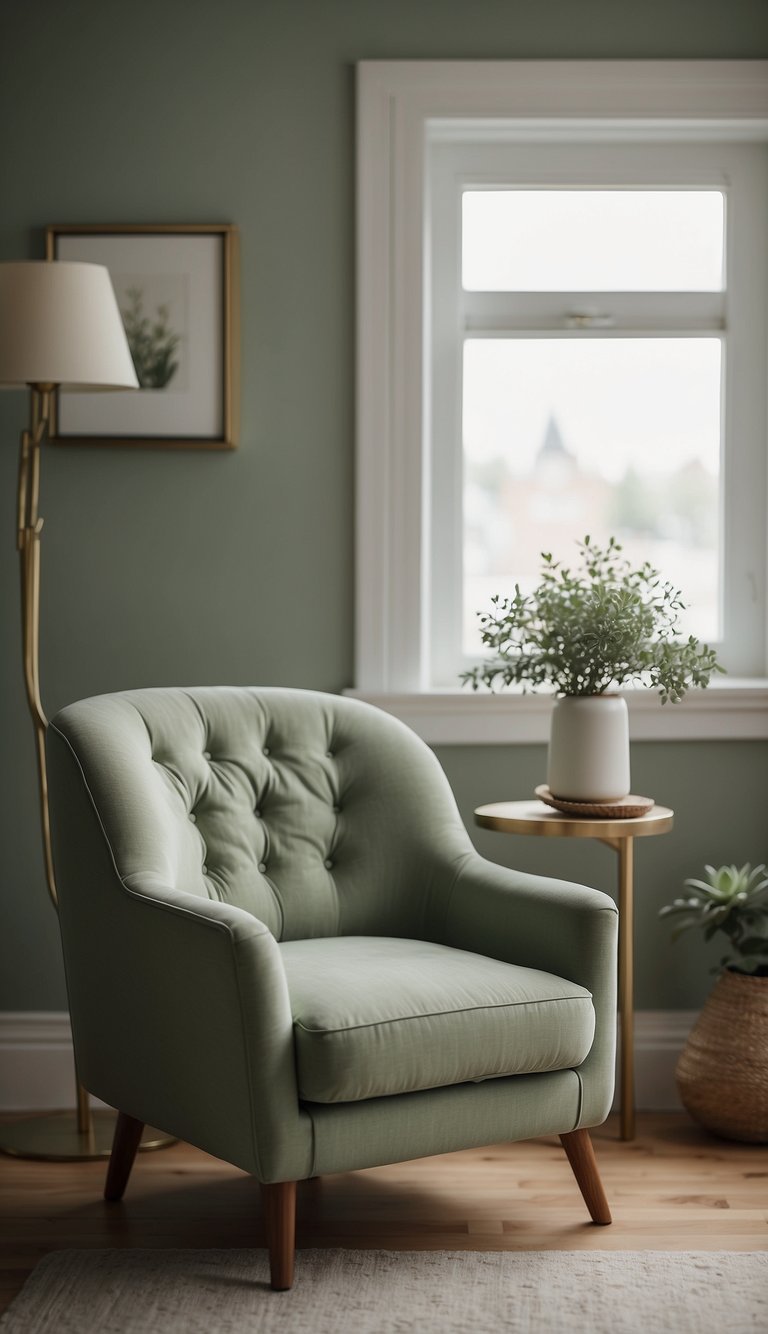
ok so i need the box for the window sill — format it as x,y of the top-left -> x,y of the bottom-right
343,680 -> 768,745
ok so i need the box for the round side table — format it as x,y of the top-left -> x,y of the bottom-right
474,799 -> 674,1141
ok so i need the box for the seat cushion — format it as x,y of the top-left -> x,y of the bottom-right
279,936 -> 595,1103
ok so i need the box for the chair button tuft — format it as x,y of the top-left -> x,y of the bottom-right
203,750 -> 211,760
263,746 -> 270,756
258,862 -> 267,874
324,858 -> 334,870
254,808 -> 262,819
189,813 -> 197,823
332,805 -> 340,815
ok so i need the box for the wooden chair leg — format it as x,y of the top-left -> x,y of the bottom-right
560,1128 -> 612,1225
262,1181 -> 297,1290
104,1111 -> 145,1202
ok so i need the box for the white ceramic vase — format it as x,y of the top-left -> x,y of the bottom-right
547,694 -> 630,803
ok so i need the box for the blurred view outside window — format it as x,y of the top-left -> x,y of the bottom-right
461,191 -> 724,658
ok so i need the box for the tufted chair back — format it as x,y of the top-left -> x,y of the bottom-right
49,687 -> 472,941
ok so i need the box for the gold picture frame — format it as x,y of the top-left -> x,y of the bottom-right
45,223 -> 240,449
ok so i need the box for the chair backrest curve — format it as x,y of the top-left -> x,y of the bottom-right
48,686 -> 472,941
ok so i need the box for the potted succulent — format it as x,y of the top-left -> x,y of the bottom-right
660,864 -> 768,1141
462,536 -> 722,803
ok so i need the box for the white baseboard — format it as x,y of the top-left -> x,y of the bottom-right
615,1010 -> 695,1112
0,1009 -> 695,1113
0,1012 -> 107,1111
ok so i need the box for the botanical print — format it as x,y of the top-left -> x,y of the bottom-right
47,225 -> 237,446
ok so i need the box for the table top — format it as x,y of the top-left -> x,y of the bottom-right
474,799 -> 674,840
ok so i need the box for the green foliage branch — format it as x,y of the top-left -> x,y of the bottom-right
659,863 -> 768,976
461,536 -> 722,703
121,287 -> 181,390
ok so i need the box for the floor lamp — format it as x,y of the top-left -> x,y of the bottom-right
0,261 -> 164,1159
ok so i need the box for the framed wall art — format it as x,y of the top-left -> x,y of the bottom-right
45,224 -> 240,449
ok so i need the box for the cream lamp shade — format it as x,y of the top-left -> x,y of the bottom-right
0,260 -> 138,390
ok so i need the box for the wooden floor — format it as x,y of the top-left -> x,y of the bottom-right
1,1112 -> 766,1315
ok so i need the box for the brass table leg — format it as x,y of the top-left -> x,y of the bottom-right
478,804 -> 674,1145
617,836 -> 635,1141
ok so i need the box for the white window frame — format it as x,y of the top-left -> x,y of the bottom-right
352,61 -> 768,743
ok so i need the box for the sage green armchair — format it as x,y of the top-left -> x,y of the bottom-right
47,687 -> 617,1288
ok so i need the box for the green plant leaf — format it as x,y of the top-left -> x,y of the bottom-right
461,536 -> 721,700
660,861 -> 768,973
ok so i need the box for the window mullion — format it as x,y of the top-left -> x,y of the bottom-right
462,290 -> 726,335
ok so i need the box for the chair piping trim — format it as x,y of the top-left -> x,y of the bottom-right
293,992 -> 593,1036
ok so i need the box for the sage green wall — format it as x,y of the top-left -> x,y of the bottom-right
1,0 -> 766,1013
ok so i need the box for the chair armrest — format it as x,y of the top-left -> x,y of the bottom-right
437,854 -> 618,1126
118,874 -> 313,1182
47,724 -> 313,1183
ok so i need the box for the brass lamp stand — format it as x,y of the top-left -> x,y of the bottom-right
18,386 -> 57,907
0,261 -> 167,1159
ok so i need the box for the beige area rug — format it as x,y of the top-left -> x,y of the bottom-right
1,1249 -> 766,1334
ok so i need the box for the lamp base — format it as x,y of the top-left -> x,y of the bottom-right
0,1110 -> 174,1161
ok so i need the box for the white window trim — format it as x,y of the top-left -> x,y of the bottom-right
353,60 -> 768,744
345,682 -> 768,745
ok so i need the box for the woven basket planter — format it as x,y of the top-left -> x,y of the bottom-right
676,969 -> 768,1143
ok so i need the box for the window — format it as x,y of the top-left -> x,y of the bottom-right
354,62 -> 768,742
430,141 -> 766,685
